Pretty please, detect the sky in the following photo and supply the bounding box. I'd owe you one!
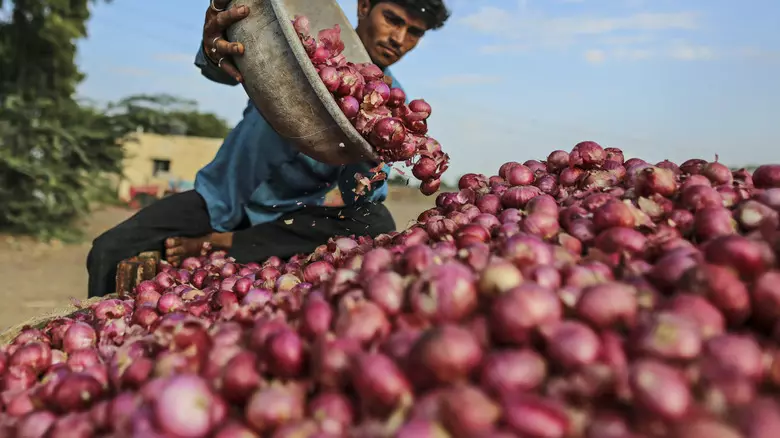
[76,0,780,182]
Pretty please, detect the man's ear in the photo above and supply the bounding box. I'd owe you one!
[357,0,372,20]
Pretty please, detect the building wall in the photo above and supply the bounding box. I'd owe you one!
[117,133,222,201]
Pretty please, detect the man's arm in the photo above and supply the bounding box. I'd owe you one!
[195,43,240,86]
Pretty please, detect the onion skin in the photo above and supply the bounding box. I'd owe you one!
[503,395,571,438]
[245,385,305,434]
[351,352,412,415]
[440,385,501,436]
[629,359,692,420]
[480,349,547,397]
[490,284,562,345]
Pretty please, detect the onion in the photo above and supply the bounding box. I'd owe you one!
[307,392,354,434]
[503,395,570,437]
[704,234,775,280]
[629,359,691,420]
[351,352,412,415]
[594,227,647,255]
[752,164,780,188]
[334,300,390,346]
[663,294,725,339]
[570,141,606,169]
[366,270,405,316]
[480,349,547,396]
[265,328,304,378]
[680,263,751,325]
[541,321,601,370]
[245,384,305,434]
[592,200,636,231]
[632,312,702,361]
[408,261,478,323]
[62,322,97,353]
[440,385,500,436]
[502,186,542,209]
[575,282,638,329]
[490,284,562,345]
[407,324,483,387]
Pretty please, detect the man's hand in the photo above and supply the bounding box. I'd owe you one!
[203,0,250,82]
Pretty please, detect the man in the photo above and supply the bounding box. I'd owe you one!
[86,0,450,298]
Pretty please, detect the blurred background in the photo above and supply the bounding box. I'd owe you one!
[0,0,778,329]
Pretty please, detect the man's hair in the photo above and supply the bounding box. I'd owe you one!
[369,0,451,30]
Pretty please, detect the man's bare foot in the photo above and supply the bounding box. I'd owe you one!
[165,236,210,267]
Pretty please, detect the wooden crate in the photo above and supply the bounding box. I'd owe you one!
[115,251,161,295]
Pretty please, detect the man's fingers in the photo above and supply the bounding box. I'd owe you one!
[219,59,243,83]
[215,39,244,56]
[215,5,249,29]
[211,0,230,10]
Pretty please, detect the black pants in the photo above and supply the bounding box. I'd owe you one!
[87,190,396,298]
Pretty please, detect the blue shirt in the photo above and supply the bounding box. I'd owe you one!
[193,46,401,232]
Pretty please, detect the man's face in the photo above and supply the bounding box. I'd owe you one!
[355,0,428,69]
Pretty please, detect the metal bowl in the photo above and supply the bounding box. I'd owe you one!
[226,0,378,165]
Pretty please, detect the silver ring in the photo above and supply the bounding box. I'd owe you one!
[210,0,226,12]
[211,36,221,53]
[218,57,225,67]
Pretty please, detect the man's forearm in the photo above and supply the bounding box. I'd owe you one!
[195,43,240,86]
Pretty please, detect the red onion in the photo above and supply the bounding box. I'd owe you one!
[351,352,412,415]
[500,233,554,267]
[408,261,478,323]
[490,284,562,345]
[502,186,542,209]
[440,385,500,436]
[752,164,780,188]
[704,234,775,280]
[636,166,677,197]
[477,260,523,296]
[245,384,304,434]
[632,312,702,361]
[62,322,97,353]
[570,141,606,169]
[480,349,547,397]
[406,324,482,389]
[664,294,725,339]
[681,263,751,325]
[503,395,570,437]
[541,321,601,370]
[575,282,638,329]
[629,359,691,420]
[594,227,647,255]
[334,300,390,346]
[365,270,405,316]
[307,392,354,434]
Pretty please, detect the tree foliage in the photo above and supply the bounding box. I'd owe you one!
[0,0,135,240]
[109,93,230,138]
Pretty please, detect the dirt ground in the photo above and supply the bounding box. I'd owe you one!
[0,188,433,331]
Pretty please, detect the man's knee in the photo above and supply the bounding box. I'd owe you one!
[87,228,123,272]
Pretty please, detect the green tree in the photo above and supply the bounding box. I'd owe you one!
[110,93,230,138]
[0,0,134,240]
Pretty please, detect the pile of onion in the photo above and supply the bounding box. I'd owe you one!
[293,15,449,196]
[3,142,780,437]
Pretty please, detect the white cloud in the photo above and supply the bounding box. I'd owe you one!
[581,43,779,63]
[668,44,716,60]
[460,8,698,41]
[435,73,503,86]
[459,4,704,58]
[583,49,606,63]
